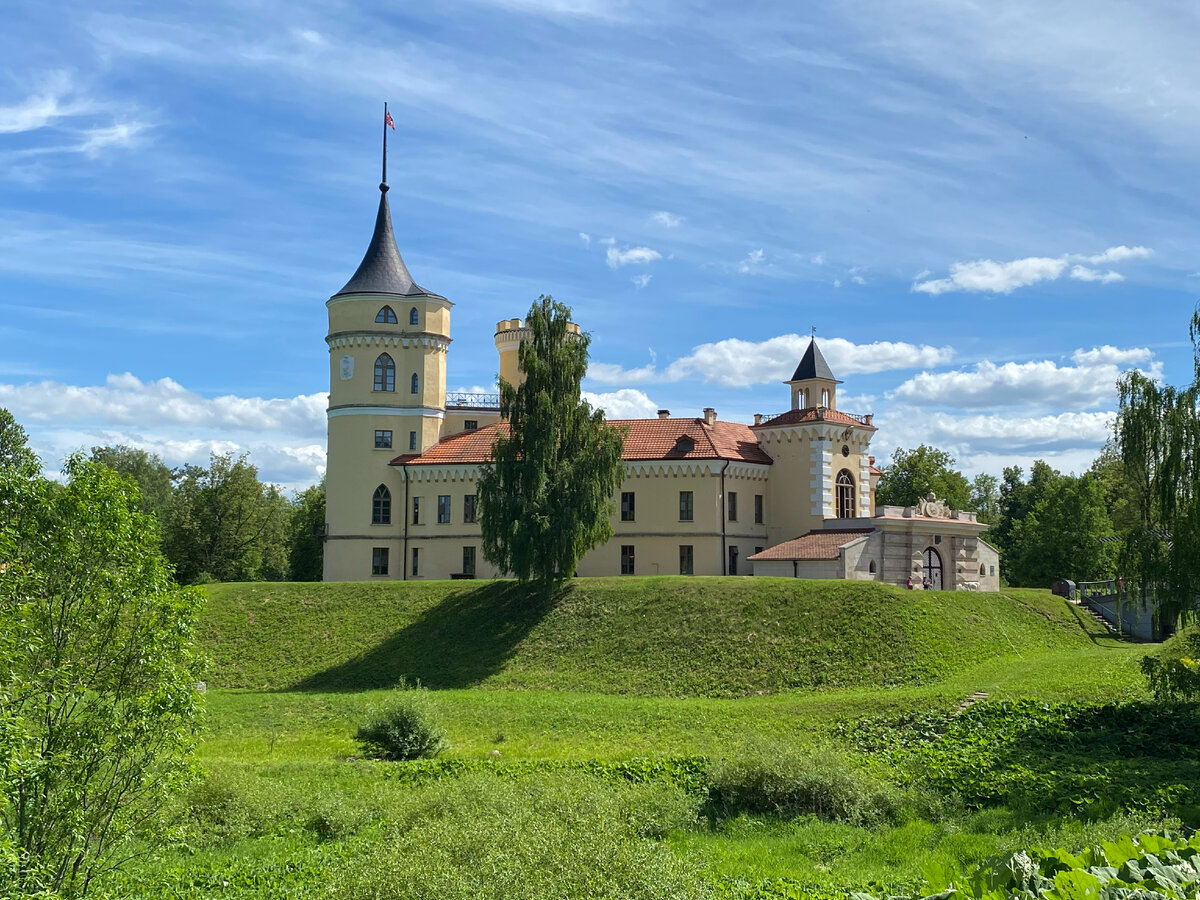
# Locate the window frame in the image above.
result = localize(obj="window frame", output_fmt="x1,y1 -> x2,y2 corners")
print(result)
463,494 -> 477,524
620,544 -> 635,575
412,496 -> 421,525
375,306 -> 398,324
463,546 -> 476,577
409,306 -> 419,326
372,485 -> 391,525
374,429 -> 393,449
620,491 -> 635,522
371,546 -> 389,575
464,419 -> 478,431
679,490 -> 694,522
728,545 -> 738,575
373,353 -> 395,392
679,544 -> 694,576
836,470 -> 856,519
727,491 -> 738,523
437,495 -> 451,524
411,547 -> 420,577
409,431 -> 417,451
410,372 -> 419,394
754,493 -> 763,524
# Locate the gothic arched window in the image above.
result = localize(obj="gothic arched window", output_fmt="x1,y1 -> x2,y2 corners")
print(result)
836,469 -> 856,519
374,354 -> 395,392
372,485 -> 391,525
410,372 -> 419,394
375,306 -> 398,324
409,307 -> 419,325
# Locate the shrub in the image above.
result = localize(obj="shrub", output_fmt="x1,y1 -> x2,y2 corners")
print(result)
1142,627 -> 1200,701
355,685 -> 448,760
707,745 -> 901,827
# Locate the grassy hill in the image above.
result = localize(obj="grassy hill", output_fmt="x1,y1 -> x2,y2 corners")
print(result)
199,578 -> 1113,697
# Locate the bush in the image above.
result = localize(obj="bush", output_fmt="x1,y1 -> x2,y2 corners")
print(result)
707,745 -> 901,827
355,685 -> 448,760
1142,627 -> 1200,701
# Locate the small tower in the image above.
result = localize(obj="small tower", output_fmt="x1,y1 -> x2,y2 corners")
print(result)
494,317 -> 581,394
785,338 -> 842,410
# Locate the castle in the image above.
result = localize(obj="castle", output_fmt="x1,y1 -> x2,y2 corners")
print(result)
323,178 -> 1000,588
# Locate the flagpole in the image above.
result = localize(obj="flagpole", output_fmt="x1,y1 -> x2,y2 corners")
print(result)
382,101 -> 389,188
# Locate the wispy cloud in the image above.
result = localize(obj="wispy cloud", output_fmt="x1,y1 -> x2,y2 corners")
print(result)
913,246 -> 1152,295
650,210 -> 683,227
631,273 -> 652,288
606,245 -> 661,268
737,248 -> 765,274
77,121 -> 148,156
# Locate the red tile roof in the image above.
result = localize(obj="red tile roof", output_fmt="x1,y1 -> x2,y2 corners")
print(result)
748,528 -> 875,561
391,417 -> 774,466
754,407 -> 875,430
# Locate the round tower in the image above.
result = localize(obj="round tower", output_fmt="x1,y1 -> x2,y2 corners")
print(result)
494,316 -> 581,393
324,177 -> 451,580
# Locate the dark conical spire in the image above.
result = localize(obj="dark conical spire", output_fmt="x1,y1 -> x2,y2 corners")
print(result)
790,337 -> 841,383
332,186 -> 429,298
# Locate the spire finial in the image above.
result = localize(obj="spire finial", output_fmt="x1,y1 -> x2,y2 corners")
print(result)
811,325 -> 817,338
381,102 -> 394,192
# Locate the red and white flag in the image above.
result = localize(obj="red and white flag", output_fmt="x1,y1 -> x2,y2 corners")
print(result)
385,109 -> 395,130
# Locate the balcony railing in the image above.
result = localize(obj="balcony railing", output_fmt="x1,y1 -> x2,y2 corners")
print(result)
754,408 -> 873,426
446,391 -> 500,409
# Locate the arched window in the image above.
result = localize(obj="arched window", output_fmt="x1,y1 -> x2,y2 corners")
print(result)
372,485 -> 391,525
797,389 -> 807,408
410,372 -> 419,394
869,560 -> 877,575
836,469 -> 856,519
821,388 -> 830,407
409,307 -> 419,325
979,563 -> 986,577
375,306 -> 398,324
374,354 -> 395,392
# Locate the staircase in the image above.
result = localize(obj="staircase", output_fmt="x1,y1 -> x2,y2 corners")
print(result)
1069,596 -> 1122,636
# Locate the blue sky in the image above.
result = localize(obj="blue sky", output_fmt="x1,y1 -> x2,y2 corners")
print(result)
3,0 -> 1199,491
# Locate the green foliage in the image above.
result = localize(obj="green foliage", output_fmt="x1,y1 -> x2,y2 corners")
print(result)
198,579 -> 1115,696
323,772 -> 708,900
874,444 -> 972,510
355,684 -> 448,760
165,452 -> 290,584
478,295 -> 626,586
87,444 -> 175,525
0,455 -> 204,897
0,407 -> 38,474
707,746 -> 901,827
286,481 -> 325,582
1140,627 -> 1200,701
970,472 -> 1000,524
1115,307 -> 1200,627
388,756 -> 711,797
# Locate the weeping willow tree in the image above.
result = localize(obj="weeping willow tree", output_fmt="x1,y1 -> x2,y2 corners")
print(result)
1115,306 -> 1200,630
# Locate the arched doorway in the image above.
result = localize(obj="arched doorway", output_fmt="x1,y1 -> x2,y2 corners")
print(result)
922,547 -> 943,589
836,470 -> 855,519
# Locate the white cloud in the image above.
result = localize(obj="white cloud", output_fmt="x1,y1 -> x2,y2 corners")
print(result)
598,236 -> 616,246
887,351 -> 1159,410
650,210 -> 683,227
1070,346 -> 1151,366
1085,246 -> 1152,264
851,274 -> 866,285
738,248 -> 765,274
631,273 -> 652,288
914,245 -> 1152,295
77,121 -> 148,156
578,232 -> 591,246
1069,265 -> 1123,283
606,245 -> 661,268
589,335 -> 954,388
0,72 -> 77,134
812,253 -> 825,265
582,388 -> 659,418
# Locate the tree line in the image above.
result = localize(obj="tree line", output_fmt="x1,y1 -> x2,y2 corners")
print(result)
0,415 -> 325,585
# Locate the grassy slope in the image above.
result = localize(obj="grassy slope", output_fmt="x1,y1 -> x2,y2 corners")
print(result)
200,577 -> 1121,697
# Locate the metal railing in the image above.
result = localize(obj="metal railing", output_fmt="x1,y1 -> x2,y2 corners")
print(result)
446,391 -> 500,409
755,408 -> 873,425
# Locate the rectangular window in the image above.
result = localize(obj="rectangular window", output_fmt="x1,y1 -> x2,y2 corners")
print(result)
438,495 -> 451,524
411,547 -> 420,577
679,490 -> 693,522
728,546 -> 738,575
464,419 -> 478,431
462,546 -> 476,577
412,496 -> 421,525
371,547 -> 389,576
620,545 -> 635,575
679,545 -> 694,576
463,494 -> 477,524
754,494 -> 763,524
620,491 -> 635,522
728,491 -> 738,522
409,431 -> 417,451
374,430 -> 393,449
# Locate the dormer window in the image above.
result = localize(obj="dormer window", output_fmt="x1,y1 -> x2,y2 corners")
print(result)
409,307 -> 419,325
375,306 -> 398,324
674,436 -> 695,454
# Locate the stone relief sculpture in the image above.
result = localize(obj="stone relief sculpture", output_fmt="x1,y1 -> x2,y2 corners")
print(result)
340,355 -> 355,381
916,491 -> 951,518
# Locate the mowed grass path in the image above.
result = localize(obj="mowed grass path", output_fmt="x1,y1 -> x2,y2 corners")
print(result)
201,578 -> 1131,697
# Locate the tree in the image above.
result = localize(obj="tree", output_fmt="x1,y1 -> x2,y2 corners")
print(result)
88,445 -> 174,525
478,295 -> 626,587
288,481 -> 326,582
0,408 -> 37,474
970,472 -> 1000,524
874,444 -> 972,510
1115,306 -> 1200,626
0,452 -> 203,896
164,453 -> 290,584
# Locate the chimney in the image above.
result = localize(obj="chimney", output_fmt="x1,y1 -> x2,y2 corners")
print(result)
753,413 -> 762,426
869,456 -> 875,466
657,409 -> 670,419
865,414 -> 873,425
702,407 -> 716,426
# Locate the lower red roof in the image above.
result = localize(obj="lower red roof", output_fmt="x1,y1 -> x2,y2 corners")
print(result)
748,528 -> 875,561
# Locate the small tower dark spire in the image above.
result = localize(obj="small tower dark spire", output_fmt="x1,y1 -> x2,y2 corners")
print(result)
381,101 -> 390,191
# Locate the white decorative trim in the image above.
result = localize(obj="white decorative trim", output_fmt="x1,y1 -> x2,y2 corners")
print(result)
396,464 -> 480,483
328,406 -> 445,418
327,293 -> 453,310
327,334 -> 451,352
